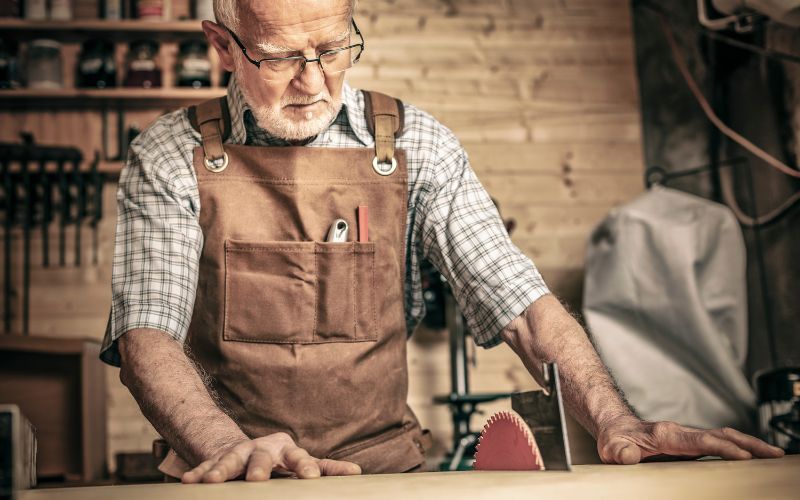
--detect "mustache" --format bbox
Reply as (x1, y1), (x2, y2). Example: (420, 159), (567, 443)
(282, 93), (331, 106)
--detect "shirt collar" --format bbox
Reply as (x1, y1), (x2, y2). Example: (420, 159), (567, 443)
(225, 73), (373, 147)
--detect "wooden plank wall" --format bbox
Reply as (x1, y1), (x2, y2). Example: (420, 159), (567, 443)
(0, 0), (644, 471)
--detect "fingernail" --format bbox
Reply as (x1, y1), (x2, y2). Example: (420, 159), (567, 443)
(251, 467), (264, 478)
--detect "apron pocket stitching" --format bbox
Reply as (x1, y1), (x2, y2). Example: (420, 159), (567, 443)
(370, 248), (378, 339)
(312, 249), (319, 342)
(352, 248), (357, 338)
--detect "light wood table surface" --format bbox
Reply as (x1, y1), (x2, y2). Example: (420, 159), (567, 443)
(20, 455), (799, 500)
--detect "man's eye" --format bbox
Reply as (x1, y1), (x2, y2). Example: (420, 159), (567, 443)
(264, 58), (298, 71)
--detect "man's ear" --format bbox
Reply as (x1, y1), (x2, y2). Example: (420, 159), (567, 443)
(202, 20), (236, 73)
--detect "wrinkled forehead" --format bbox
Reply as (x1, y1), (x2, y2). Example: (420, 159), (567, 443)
(238, 0), (353, 50)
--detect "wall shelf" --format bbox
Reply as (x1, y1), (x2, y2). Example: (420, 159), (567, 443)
(0, 18), (205, 41)
(0, 88), (225, 108)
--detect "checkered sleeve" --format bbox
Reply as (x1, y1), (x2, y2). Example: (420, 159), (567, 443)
(418, 125), (550, 348)
(100, 111), (203, 366)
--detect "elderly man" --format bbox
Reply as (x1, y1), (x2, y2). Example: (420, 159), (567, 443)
(101, 0), (783, 484)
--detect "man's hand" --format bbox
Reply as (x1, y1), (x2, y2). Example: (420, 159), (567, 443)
(597, 417), (785, 464)
(182, 432), (362, 483)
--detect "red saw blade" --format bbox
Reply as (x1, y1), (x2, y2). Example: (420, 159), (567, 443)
(473, 410), (545, 471)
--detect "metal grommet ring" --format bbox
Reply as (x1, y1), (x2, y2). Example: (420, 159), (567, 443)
(204, 152), (229, 173)
(372, 156), (397, 176)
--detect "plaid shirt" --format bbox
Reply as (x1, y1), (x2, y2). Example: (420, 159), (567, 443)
(101, 74), (550, 366)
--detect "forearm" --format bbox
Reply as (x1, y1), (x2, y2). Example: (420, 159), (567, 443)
(500, 294), (638, 438)
(118, 328), (248, 465)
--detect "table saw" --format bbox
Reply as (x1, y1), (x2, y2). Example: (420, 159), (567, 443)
(18, 455), (799, 500)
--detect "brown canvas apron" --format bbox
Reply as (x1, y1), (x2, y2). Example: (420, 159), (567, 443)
(158, 91), (430, 478)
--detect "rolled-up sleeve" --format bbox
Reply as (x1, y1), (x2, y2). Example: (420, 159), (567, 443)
(100, 115), (203, 367)
(417, 127), (550, 348)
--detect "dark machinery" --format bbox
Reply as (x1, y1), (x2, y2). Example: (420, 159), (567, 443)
(756, 368), (800, 454)
(424, 199), (517, 471)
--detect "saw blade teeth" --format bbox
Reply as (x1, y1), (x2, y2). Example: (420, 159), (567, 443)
(473, 410), (546, 471)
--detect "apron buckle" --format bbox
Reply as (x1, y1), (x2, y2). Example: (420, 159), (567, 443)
(204, 152), (229, 173)
(372, 156), (397, 176)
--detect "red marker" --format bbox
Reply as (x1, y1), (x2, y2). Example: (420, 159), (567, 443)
(358, 205), (369, 242)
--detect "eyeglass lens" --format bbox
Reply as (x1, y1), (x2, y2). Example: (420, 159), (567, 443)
(259, 45), (363, 81)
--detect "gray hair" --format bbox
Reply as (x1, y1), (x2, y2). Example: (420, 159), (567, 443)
(214, 0), (240, 32)
(213, 0), (357, 34)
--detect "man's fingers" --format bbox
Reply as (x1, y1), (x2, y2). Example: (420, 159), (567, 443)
(686, 431), (751, 460)
(245, 450), (274, 481)
(317, 458), (362, 476)
(182, 459), (214, 484)
(600, 438), (642, 465)
(716, 427), (784, 458)
(283, 446), (321, 479)
(202, 449), (248, 483)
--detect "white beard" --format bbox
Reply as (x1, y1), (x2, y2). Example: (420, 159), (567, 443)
(234, 56), (342, 141)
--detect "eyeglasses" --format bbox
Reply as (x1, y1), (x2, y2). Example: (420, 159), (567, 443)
(226, 19), (365, 82)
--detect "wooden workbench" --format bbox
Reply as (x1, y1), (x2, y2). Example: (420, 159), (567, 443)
(20, 456), (799, 500)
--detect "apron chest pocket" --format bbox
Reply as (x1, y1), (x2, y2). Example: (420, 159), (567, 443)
(223, 240), (378, 343)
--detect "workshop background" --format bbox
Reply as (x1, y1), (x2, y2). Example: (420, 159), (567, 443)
(1, 0), (798, 486)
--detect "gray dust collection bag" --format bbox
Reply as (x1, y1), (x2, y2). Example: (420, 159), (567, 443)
(583, 185), (755, 431)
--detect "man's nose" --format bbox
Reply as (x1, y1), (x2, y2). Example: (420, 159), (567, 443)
(290, 58), (326, 96)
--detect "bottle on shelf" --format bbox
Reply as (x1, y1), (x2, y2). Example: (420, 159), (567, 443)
(124, 39), (161, 88)
(77, 39), (116, 89)
(176, 40), (211, 88)
(0, 38), (21, 89)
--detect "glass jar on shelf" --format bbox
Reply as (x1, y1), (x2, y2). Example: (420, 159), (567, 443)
(193, 0), (214, 20)
(0, 38), (21, 89)
(26, 39), (63, 89)
(77, 39), (116, 89)
(124, 40), (162, 89)
(176, 40), (211, 88)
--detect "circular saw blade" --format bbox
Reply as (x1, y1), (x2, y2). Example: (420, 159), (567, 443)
(473, 410), (545, 471)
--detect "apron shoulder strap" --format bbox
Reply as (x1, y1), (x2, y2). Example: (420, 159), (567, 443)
(188, 96), (232, 172)
(363, 91), (404, 169)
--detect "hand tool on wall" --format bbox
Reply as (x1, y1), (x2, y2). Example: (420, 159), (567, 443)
(74, 156), (85, 267)
(0, 136), (100, 336)
(89, 152), (104, 265)
(473, 362), (572, 471)
(57, 159), (68, 267)
(38, 158), (51, 268)
(21, 153), (31, 336)
(1, 156), (13, 334)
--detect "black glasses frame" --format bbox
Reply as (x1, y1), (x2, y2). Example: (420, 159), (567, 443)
(225, 19), (365, 77)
